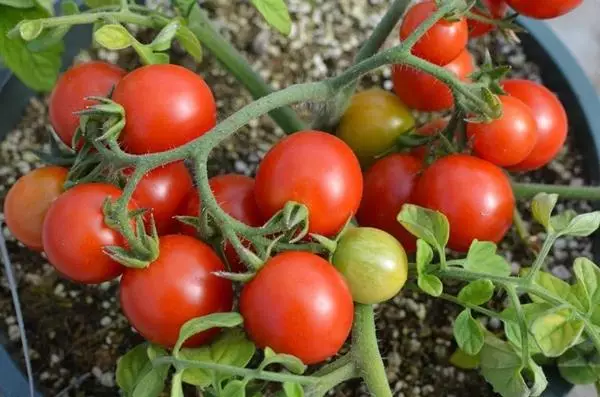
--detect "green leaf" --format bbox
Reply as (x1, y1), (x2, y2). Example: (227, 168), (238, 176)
(449, 348), (480, 370)
(531, 193), (558, 231)
(116, 344), (150, 394)
(61, 0), (79, 14)
(85, 0), (119, 7)
(453, 309), (484, 356)
(418, 274), (443, 297)
(250, 0), (292, 35)
(529, 271), (587, 312)
(458, 279), (494, 306)
(549, 210), (576, 232)
(0, 6), (63, 92)
(211, 329), (256, 368)
(503, 303), (550, 356)
(132, 365), (168, 397)
(464, 240), (511, 277)
(179, 347), (212, 387)
(19, 20), (43, 41)
(573, 257), (600, 309)
(416, 239), (433, 275)
(558, 348), (600, 385)
(176, 25), (202, 62)
(172, 0), (195, 16)
(479, 334), (529, 397)
(35, 0), (53, 14)
(262, 347), (306, 374)
(222, 380), (247, 397)
(525, 359), (548, 397)
(94, 24), (134, 50)
(174, 312), (243, 356)
(171, 372), (184, 397)
(150, 20), (180, 52)
(398, 204), (449, 251)
(132, 42), (169, 65)
(283, 382), (304, 397)
(531, 308), (584, 357)
(0, 0), (35, 7)
(551, 210), (600, 237)
(147, 344), (167, 361)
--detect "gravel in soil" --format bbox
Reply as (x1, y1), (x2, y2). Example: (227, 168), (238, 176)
(0, 1), (596, 396)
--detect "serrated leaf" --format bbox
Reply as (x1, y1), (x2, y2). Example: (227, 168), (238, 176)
(418, 274), (443, 297)
(398, 204), (449, 251)
(176, 25), (202, 62)
(458, 279), (494, 306)
(94, 24), (134, 50)
(558, 348), (600, 385)
(222, 380), (247, 397)
(479, 334), (529, 397)
(416, 239), (433, 275)
(464, 240), (511, 277)
(283, 382), (304, 397)
(116, 344), (150, 394)
(150, 20), (180, 51)
(174, 312), (243, 355)
(19, 20), (43, 41)
(454, 309), (484, 356)
(250, 0), (292, 35)
(531, 193), (558, 231)
(449, 348), (480, 370)
(531, 308), (584, 357)
(262, 347), (306, 374)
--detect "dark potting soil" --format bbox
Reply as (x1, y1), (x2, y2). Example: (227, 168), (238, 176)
(0, 1), (595, 396)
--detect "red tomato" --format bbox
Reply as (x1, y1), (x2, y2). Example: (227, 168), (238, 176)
(400, 0), (469, 66)
(113, 64), (217, 154)
(356, 154), (421, 253)
(505, 0), (582, 19)
(131, 162), (193, 235)
(120, 235), (233, 347)
(3, 166), (68, 251)
(42, 183), (134, 284)
(240, 251), (353, 364)
(411, 118), (449, 163)
(49, 62), (126, 148)
(503, 80), (568, 171)
(466, 95), (537, 167)
(254, 131), (363, 237)
(468, 0), (508, 38)
(413, 155), (514, 252)
(393, 49), (474, 111)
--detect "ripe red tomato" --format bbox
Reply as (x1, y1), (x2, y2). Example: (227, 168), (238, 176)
(393, 49), (474, 111)
(411, 118), (449, 163)
(413, 155), (514, 252)
(254, 131), (363, 237)
(503, 79), (568, 171)
(400, 0), (469, 66)
(356, 154), (421, 253)
(130, 162), (193, 235)
(505, 0), (582, 19)
(3, 166), (68, 251)
(240, 251), (353, 364)
(120, 235), (233, 347)
(466, 95), (537, 167)
(42, 183), (134, 284)
(468, 0), (508, 38)
(113, 64), (217, 154)
(49, 62), (126, 148)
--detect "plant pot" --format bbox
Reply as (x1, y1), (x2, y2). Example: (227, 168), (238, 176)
(0, 14), (599, 397)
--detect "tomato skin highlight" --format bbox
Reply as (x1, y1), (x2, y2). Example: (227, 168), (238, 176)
(505, 0), (582, 19)
(468, 0), (508, 37)
(336, 89), (415, 168)
(131, 162), (193, 235)
(333, 227), (408, 304)
(356, 154), (421, 253)
(3, 166), (68, 251)
(42, 183), (133, 284)
(400, 0), (469, 66)
(240, 251), (353, 364)
(467, 95), (538, 167)
(413, 155), (515, 252)
(502, 79), (568, 171)
(113, 64), (217, 154)
(49, 62), (126, 148)
(392, 49), (474, 112)
(254, 131), (363, 237)
(120, 235), (233, 347)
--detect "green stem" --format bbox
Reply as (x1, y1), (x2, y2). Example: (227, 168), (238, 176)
(512, 182), (600, 201)
(584, 320), (600, 355)
(351, 304), (392, 397)
(305, 360), (357, 397)
(524, 234), (557, 282)
(120, 0), (129, 12)
(399, 0), (454, 50)
(438, 267), (524, 286)
(506, 285), (529, 363)
(439, 293), (505, 320)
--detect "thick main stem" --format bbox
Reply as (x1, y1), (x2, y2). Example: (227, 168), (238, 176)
(512, 182), (600, 201)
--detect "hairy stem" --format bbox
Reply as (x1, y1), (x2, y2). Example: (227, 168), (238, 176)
(512, 182), (600, 201)
(506, 285), (529, 363)
(305, 360), (358, 397)
(525, 234), (557, 282)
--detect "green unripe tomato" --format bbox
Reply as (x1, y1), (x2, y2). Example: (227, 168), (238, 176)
(336, 89), (415, 168)
(332, 227), (408, 304)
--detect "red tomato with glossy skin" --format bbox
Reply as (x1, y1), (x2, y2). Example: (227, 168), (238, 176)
(467, 95), (537, 167)
(503, 79), (568, 171)
(400, 0), (469, 66)
(413, 155), (514, 252)
(49, 62), (126, 148)
(42, 183), (134, 284)
(120, 235), (233, 347)
(505, 0), (582, 19)
(240, 251), (353, 364)
(393, 49), (474, 112)
(113, 64), (217, 154)
(131, 162), (193, 235)
(356, 154), (421, 253)
(3, 166), (68, 251)
(411, 118), (449, 163)
(468, 0), (508, 37)
(254, 131), (363, 237)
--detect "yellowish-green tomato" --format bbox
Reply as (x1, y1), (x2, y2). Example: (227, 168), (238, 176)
(336, 89), (415, 168)
(332, 227), (408, 304)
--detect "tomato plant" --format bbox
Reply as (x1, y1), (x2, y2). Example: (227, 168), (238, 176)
(413, 155), (515, 252)
(113, 64), (217, 154)
(120, 234), (233, 347)
(466, 95), (538, 166)
(467, 0), (508, 37)
(393, 49), (474, 111)
(42, 183), (134, 284)
(3, 166), (68, 251)
(332, 227), (408, 304)
(336, 89), (415, 168)
(240, 251), (353, 364)
(505, 0), (582, 19)
(254, 130), (363, 237)
(49, 62), (126, 148)
(411, 118), (450, 162)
